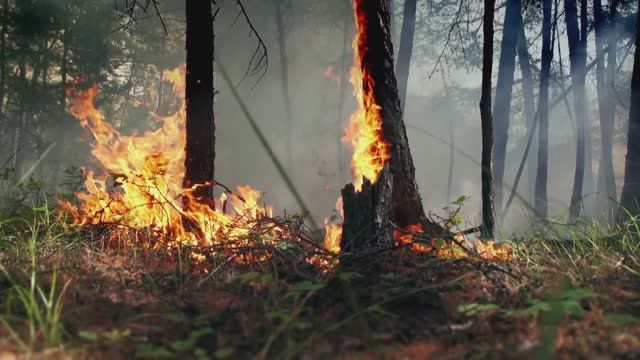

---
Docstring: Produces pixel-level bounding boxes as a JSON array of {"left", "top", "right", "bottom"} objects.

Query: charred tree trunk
[
  {"left": 184, "top": 0, "right": 215, "bottom": 207},
  {"left": 565, "top": 0, "right": 588, "bottom": 221},
  {"left": 395, "top": 0, "right": 416, "bottom": 110},
  {"left": 517, "top": 24, "right": 536, "bottom": 205},
  {"left": 273, "top": 0, "right": 294, "bottom": 168},
  {"left": 480, "top": 0, "right": 496, "bottom": 238},
  {"left": 595, "top": 0, "right": 617, "bottom": 220},
  {"left": 358, "top": 0, "right": 438, "bottom": 232},
  {"left": 340, "top": 165, "right": 394, "bottom": 256},
  {"left": 619, "top": 6, "right": 640, "bottom": 219},
  {"left": 535, "top": 0, "right": 553, "bottom": 218},
  {"left": 340, "top": 0, "right": 442, "bottom": 253},
  {"left": 492, "top": 0, "right": 521, "bottom": 220}
]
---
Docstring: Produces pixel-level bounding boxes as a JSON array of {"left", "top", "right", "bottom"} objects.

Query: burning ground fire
[
  {"left": 61, "top": 65, "right": 285, "bottom": 261},
  {"left": 61, "top": 0, "right": 510, "bottom": 264}
]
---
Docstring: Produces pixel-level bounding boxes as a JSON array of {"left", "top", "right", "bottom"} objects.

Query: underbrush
[{"left": 0, "top": 203, "right": 638, "bottom": 358}]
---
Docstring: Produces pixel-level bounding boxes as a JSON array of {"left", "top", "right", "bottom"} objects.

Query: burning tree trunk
[
  {"left": 565, "top": 0, "right": 588, "bottom": 221},
  {"left": 493, "top": 0, "right": 521, "bottom": 219},
  {"left": 395, "top": 0, "right": 416, "bottom": 110},
  {"left": 184, "top": 0, "right": 216, "bottom": 207},
  {"left": 480, "top": 0, "right": 496, "bottom": 238},
  {"left": 355, "top": 0, "right": 435, "bottom": 231},
  {"left": 340, "top": 0, "right": 442, "bottom": 253},
  {"left": 535, "top": 0, "right": 554, "bottom": 218},
  {"left": 619, "top": 6, "right": 640, "bottom": 219}
]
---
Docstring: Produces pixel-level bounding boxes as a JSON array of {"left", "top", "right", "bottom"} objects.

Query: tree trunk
[
  {"left": 595, "top": 0, "right": 617, "bottom": 220},
  {"left": 340, "top": 165, "right": 394, "bottom": 256},
  {"left": 357, "top": 0, "right": 436, "bottom": 231},
  {"left": 480, "top": 0, "right": 496, "bottom": 238},
  {"left": 492, "top": 0, "right": 521, "bottom": 220},
  {"left": 273, "top": 0, "right": 294, "bottom": 168},
  {"left": 337, "top": 4, "right": 351, "bottom": 179},
  {"left": 565, "top": 0, "right": 588, "bottom": 221},
  {"left": 395, "top": 0, "right": 417, "bottom": 110},
  {"left": 184, "top": 0, "right": 215, "bottom": 207},
  {"left": 0, "top": 0, "right": 8, "bottom": 120},
  {"left": 535, "top": 0, "right": 553, "bottom": 218},
  {"left": 619, "top": 6, "right": 640, "bottom": 219},
  {"left": 517, "top": 24, "right": 536, "bottom": 205}
]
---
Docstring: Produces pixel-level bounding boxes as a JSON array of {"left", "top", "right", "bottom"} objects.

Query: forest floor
[{"left": 0, "top": 205, "right": 639, "bottom": 359}]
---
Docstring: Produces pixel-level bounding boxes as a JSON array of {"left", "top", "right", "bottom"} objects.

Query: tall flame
[
  {"left": 343, "top": 0, "right": 391, "bottom": 191},
  {"left": 63, "top": 65, "right": 275, "bottom": 252},
  {"left": 322, "top": 0, "right": 392, "bottom": 252}
]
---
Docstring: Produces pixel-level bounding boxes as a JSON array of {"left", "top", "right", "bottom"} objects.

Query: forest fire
[{"left": 61, "top": 66, "right": 280, "bottom": 257}]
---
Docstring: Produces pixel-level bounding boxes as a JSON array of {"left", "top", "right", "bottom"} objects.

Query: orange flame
[
  {"left": 63, "top": 65, "right": 277, "bottom": 255},
  {"left": 322, "top": 0, "right": 392, "bottom": 252},
  {"left": 343, "top": 0, "right": 391, "bottom": 191}
]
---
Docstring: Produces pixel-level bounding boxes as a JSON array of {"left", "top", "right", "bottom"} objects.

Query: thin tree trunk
[
  {"left": 395, "top": 0, "right": 417, "bottom": 110},
  {"left": 565, "top": 0, "right": 588, "bottom": 221},
  {"left": 355, "top": 0, "right": 440, "bottom": 232},
  {"left": 337, "top": 4, "right": 350, "bottom": 178},
  {"left": 184, "top": 0, "right": 215, "bottom": 207},
  {"left": 582, "top": 0, "right": 594, "bottom": 213},
  {"left": 517, "top": 24, "right": 536, "bottom": 205},
  {"left": 535, "top": 0, "right": 553, "bottom": 218},
  {"left": 273, "top": 0, "right": 294, "bottom": 168},
  {"left": 441, "top": 71, "right": 455, "bottom": 203},
  {"left": 619, "top": 5, "right": 640, "bottom": 219},
  {"left": 0, "top": 0, "right": 8, "bottom": 120},
  {"left": 480, "top": 0, "right": 496, "bottom": 238},
  {"left": 595, "top": 0, "right": 617, "bottom": 220},
  {"left": 492, "top": 0, "right": 521, "bottom": 220},
  {"left": 12, "top": 57, "right": 27, "bottom": 180}
]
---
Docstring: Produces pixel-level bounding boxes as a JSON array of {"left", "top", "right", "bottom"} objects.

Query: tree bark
[
  {"left": 184, "top": 0, "right": 215, "bottom": 207},
  {"left": 395, "top": 0, "right": 417, "bottom": 110},
  {"left": 480, "top": 0, "right": 496, "bottom": 238},
  {"left": 492, "top": 0, "right": 521, "bottom": 219},
  {"left": 619, "top": 6, "right": 640, "bottom": 219},
  {"left": 565, "top": 0, "right": 588, "bottom": 221},
  {"left": 340, "top": 165, "right": 394, "bottom": 256},
  {"left": 273, "top": 0, "right": 294, "bottom": 168},
  {"left": 595, "top": 0, "right": 617, "bottom": 220},
  {"left": 535, "top": 0, "right": 553, "bottom": 218}
]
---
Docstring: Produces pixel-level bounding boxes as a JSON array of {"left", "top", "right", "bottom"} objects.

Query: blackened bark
[
  {"left": 356, "top": 0, "right": 440, "bottom": 232},
  {"left": 535, "top": 0, "right": 553, "bottom": 218},
  {"left": 273, "top": 0, "right": 294, "bottom": 168},
  {"left": 594, "top": 0, "right": 616, "bottom": 219},
  {"left": 395, "top": 0, "right": 416, "bottom": 110},
  {"left": 184, "top": 0, "right": 215, "bottom": 206},
  {"left": 517, "top": 24, "right": 536, "bottom": 204},
  {"left": 340, "top": 165, "right": 394, "bottom": 256},
  {"left": 565, "top": 0, "right": 588, "bottom": 221},
  {"left": 619, "top": 6, "right": 640, "bottom": 219},
  {"left": 480, "top": 0, "right": 496, "bottom": 238},
  {"left": 493, "top": 0, "right": 521, "bottom": 219}
]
